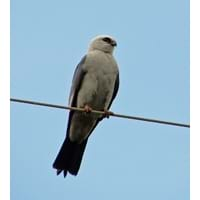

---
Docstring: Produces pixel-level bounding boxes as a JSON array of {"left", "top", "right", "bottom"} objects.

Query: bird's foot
[
  {"left": 83, "top": 105, "right": 92, "bottom": 113},
  {"left": 103, "top": 109, "right": 114, "bottom": 118}
]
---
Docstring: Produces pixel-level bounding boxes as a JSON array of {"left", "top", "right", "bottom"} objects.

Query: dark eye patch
[{"left": 102, "top": 37, "right": 112, "bottom": 44}]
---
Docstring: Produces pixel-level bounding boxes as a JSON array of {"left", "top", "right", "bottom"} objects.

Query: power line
[{"left": 10, "top": 98, "right": 190, "bottom": 128}]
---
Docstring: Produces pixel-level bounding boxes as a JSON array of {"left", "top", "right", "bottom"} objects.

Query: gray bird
[{"left": 53, "top": 35, "right": 119, "bottom": 177}]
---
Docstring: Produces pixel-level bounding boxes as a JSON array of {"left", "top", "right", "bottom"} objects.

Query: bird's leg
[
  {"left": 83, "top": 104, "right": 92, "bottom": 113},
  {"left": 103, "top": 109, "right": 114, "bottom": 118}
]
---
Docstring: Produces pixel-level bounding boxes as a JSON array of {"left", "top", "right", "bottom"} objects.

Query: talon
[
  {"left": 84, "top": 105, "right": 92, "bottom": 113},
  {"left": 103, "top": 109, "right": 114, "bottom": 118}
]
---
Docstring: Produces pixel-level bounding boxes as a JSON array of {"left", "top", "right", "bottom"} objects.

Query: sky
[{"left": 10, "top": 0, "right": 189, "bottom": 200}]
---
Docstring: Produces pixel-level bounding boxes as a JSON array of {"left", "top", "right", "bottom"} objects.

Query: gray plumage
[{"left": 53, "top": 35, "right": 119, "bottom": 177}]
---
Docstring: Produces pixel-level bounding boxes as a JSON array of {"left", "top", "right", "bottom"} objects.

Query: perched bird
[{"left": 53, "top": 35, "right": 119, "bottom": 177}]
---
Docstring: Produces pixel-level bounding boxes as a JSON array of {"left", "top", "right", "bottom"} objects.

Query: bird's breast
[{"left": 77, "top": 52, "right": 118, "bottom": 110}]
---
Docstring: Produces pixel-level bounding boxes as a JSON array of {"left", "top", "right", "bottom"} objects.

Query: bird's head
[{"left": 88, "top": 35, "right": 117, "bottom": 54}]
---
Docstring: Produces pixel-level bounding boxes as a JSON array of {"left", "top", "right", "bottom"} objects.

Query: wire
[{"left": 10, "top": 98, "right": 190, "bottom": 128}]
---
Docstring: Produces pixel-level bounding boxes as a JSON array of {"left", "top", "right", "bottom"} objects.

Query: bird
[{"left": 53, "top": 35, "right": 119, "bottom": 177}]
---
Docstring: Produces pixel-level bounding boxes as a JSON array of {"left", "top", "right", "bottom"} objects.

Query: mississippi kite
[{"left": 53, "top": 35, "right": 119, "bottom": 177}]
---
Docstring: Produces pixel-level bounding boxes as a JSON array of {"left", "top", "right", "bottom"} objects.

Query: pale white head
[{"left": 88, "top": 35, "right": 117, "bottom": 54}]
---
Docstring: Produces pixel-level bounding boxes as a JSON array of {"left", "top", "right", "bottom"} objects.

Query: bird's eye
[{"left": 102, "top": 37, "right": 112, "bottom": 43}]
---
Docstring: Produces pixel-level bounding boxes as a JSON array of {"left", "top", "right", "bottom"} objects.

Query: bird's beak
[{"left": 111, "top": 41, "right": 117, "bottom": 47}]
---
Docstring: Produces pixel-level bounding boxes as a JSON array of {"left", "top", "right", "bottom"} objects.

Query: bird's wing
[
  {"left": 67, "top": 56, "right": 87, "bottom": 137},
  {"left": 68, "top": 55, "right": 87, "bottom": 107},
  {"left": 107, "top": 72, "right": 120, "bottom": 110},
  {"left": 53, "top": 56, "right": 88, "bottom": 176}
]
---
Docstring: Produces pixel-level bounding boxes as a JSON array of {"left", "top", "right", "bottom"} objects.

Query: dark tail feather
[{"left": 53, "top": 137, "right": 88, "bottom": 177}]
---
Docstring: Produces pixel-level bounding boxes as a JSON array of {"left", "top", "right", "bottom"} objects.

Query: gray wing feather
[
  {"left": 107, "top": 72, "right": 119, "bottom": 110},
  {"left": 68, "top": 56, "right": 87, "bottom": 107}
]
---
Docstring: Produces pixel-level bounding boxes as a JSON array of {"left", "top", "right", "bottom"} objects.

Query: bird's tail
[{"left": 53, "top": 137, "right": 88, "bottom": 177}]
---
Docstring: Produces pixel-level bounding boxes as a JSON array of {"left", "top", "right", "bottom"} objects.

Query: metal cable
[{"left": 10, "top": 98, "right": 190, "bottom": 128}]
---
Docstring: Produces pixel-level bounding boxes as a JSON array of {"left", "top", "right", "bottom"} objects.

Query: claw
[
  {"left": 103, "top": 109, "right": 114, "bottom": 118},
  {"left": 83, "top": 105, "right": 92, "bottom": 113}
]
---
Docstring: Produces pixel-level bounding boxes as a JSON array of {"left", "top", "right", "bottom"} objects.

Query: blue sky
[{"left": 11, "top": 0, "right": 189, "bottom": 200}]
